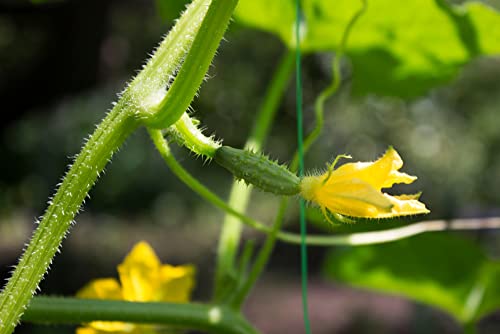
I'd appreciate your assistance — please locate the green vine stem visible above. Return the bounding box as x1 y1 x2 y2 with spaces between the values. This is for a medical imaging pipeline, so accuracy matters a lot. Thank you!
169 112 221 158
0 0 237 332
142 0 238 129
0 102 139 334
128 0 211 113
214 50 295 300
22 297 259 334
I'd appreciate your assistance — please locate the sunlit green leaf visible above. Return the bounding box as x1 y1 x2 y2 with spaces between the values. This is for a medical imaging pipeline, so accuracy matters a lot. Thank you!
234 0 295 46
323 234 500 323
234 0 500 98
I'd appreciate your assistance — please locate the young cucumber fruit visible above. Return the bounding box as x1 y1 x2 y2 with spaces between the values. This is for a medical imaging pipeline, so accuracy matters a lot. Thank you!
214 146 300 196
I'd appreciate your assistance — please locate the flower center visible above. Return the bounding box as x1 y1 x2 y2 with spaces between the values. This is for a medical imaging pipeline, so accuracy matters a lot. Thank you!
300 176 323 202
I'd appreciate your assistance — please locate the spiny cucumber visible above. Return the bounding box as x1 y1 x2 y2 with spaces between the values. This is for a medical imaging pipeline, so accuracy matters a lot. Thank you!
214 146 300 196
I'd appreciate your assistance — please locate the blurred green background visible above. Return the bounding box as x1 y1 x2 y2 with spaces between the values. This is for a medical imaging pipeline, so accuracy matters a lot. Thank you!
1 0 500 333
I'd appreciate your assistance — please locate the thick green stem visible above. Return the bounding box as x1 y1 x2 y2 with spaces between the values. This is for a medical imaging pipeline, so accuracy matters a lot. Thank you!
214 50 295 299
143 0 239 129
0 101 138 334
128 0 211 109
22 297 259 334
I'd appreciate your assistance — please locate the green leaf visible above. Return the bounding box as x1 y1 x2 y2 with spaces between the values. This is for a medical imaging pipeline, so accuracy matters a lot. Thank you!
234 0 296 47
323 233 500 323
234 0 500 98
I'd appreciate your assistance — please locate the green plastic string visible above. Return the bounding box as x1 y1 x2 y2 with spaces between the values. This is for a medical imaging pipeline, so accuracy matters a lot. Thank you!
295 1 312 333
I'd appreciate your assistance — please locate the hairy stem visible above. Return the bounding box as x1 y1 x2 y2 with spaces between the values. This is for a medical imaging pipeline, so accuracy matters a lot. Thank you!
0 101 138 334
143 0 239 129
170 112 221 158
23 297 259 334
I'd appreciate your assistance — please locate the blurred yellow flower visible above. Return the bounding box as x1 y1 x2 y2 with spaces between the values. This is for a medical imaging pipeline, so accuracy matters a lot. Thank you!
300 147 429 219
76 241 195 334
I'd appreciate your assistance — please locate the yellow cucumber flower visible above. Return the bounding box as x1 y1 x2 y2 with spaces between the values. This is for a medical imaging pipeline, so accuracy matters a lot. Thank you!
76 241 195 334
300 147 429 219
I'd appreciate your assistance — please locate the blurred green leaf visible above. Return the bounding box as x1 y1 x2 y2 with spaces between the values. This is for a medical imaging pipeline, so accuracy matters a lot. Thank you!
234 0 500 98
323 234 500 323
234 0 296 46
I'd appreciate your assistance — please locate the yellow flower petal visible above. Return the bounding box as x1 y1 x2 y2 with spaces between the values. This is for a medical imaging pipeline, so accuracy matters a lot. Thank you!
76 278 123 300
77 326 153 334
117 241 161 302
327 147 416 190
382 194 430 218
316 178 394 217
79 322 135 333
394 193 422 200
156 264 196 303
300 148 430 219
76 242 196 334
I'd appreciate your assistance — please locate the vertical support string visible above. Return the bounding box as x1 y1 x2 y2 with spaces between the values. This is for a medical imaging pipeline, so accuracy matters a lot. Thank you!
295 1 312 333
